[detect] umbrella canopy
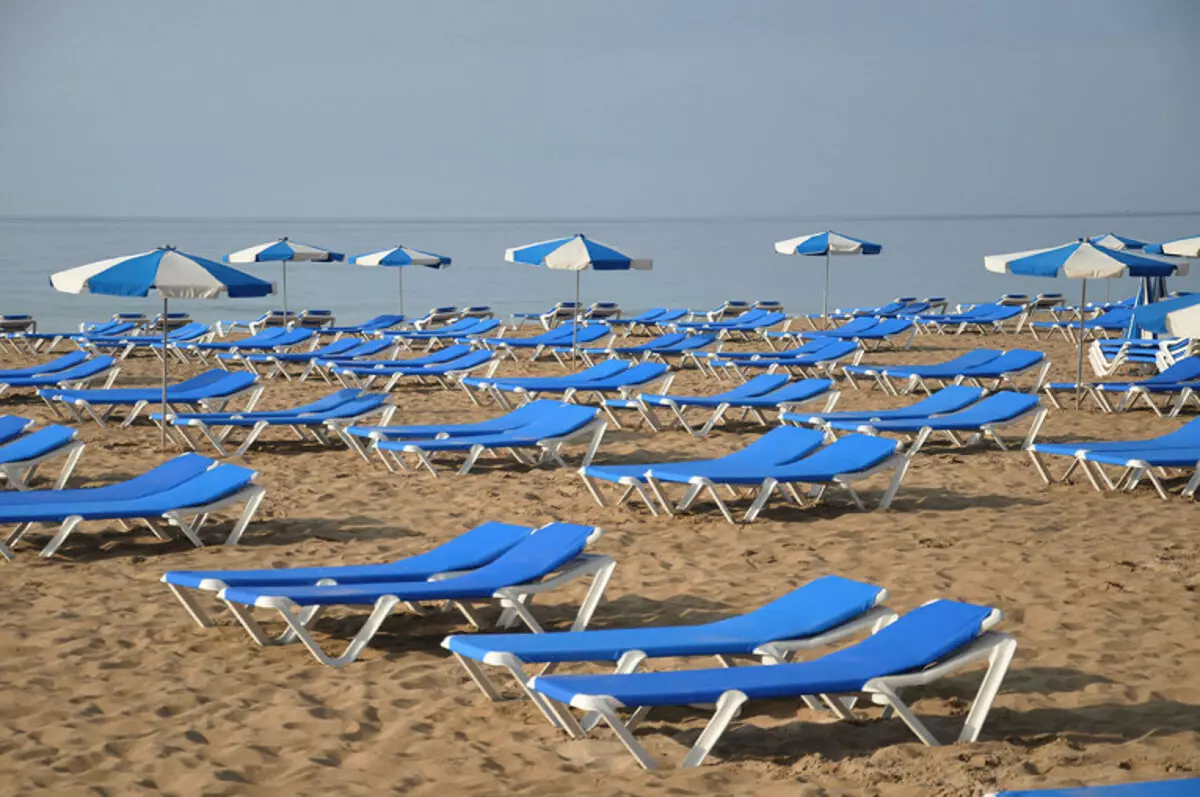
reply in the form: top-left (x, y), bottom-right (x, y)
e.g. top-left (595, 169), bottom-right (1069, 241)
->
top-left (984, 239), bottom-right (1185, 408)
top-left (1132, 293), bottom-right (1200, 338)
top-left (226, 237), bottom-right (344, 316)
top-left (773, 230), bottom-right (882, 326)
top-left (506, 234), bottom-right (652, 271)
top-left (349, 246), bottom-right (452, 314)
top-left (1087, 233), bottom-right (1148, 251)
top-left (1147, 235), bottom-right (1200, 258)
top-left (50, 246), bottom-right (274, 447)
top-left (505, 234), bottom-right (651, 357)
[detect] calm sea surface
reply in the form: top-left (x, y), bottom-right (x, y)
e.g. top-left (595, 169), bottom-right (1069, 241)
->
top-left (3, 214), bottom-right (1199, 330)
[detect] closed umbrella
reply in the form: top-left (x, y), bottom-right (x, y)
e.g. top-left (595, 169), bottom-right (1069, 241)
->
top-left (773, 231), bottom-right (882, 327)
top-left (505, 234), bottom-right (651, 359)
top-left (50, 246), bottom-right (274, 447)
top-left (984, 239), bottom-right (1184, 408)
top-left (226, 237), bottom-right (343, 318)
top-left (349, 246), bottom-right (451, 315)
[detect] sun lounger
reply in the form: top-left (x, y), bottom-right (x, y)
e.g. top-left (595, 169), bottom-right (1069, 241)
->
top-left (478, 362), bottom-right (673, 409)
top-left (0, 321), bottom-right (131, 356)
top-left (642, 432), bottom-right (911, 523)
top-left (0, 453), bottom-right (265, 559)
top-left (333, 349), bottom-right (499, 391)
top-left (580, 426), bottom-right (828, 515)
top-left (1027, 418), bottom-right (1200, 499)
top-left (0, 352), bottom-right (88, 380)
top-left (214, 310), bottom-right (295, 337)
top-left (886, 349), bottom-right (1049, 395)
top-left (322, 314), bottom-right (407, 338)
top-left (513, 302), bottom-right (581, 329)
top-left (481, 324), bottom-right (613, 361)
top-left (445, 575), bottom-right (894, 720)
top-left (607, 308), bottom-right (689, 336)
top-left (163, 520), bottom-right (535, 626)
top-left (1029, 307), bottom-right (1133, 342)
top-left (826, 391), bottom-right (1046, 455)
top-left (986, 779), bottom-right (1200, 797)
top-left (159, 390), bottom-right (393, 456)
top-left (768, 316), bottom-right (881, 346)
top-left (781, 317), bottom-right (913, 349)
top-left (374, 402), bottom-right (607, 475)
top-left (187, 326), bottom-right (289, 356)
top-left (0, 314), bottom-right (36, 334)
top-left (526, 598), bottom-right (1014, 768)
top-left (845, 349), bottom-right (1003, 393)
top-left (911, 304), bottom-right (1024, 334)
top-left (410, 306), bottom-right (460, 330)
top-left (688, 300), bottom-right (750, 322)
top-left (302, 338), bottom-right (398, 381)
top-left (146, 311), bottom-right (193, 332)
top-left (672, 308), bottom-right (768, 332)
top-left (583, 302), bottom-right (621, 321)
top-left (0, 425), bottom-right (86, 490)
top-left (401, 318), bottom-right (502, 350)
top-left (0, 356), bottom-right (119, 398)
top-left (40, 370), bottom-right (262, 427)
top-left (708, 339), bottom-right (862, 380)
top-left (1043, 356), bottom-right (1200, 415)
top-left (218, 336), bottom-right (367, 379)
top-left (568, 332), bottom-right (687, 366)
top-left (297, 309), bottom-right (335, 329)
top-left (784, 385), bottom-right (986, 429)
top-left (0, 416), bottom-right (34, 446)
top-left (207, 522), bottom-right (614, 667)
top-left (610, 375), bottom-right (838, 436)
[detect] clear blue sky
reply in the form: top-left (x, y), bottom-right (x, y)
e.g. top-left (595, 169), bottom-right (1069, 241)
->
top-left (2, 0), bottom-right (1197, 220)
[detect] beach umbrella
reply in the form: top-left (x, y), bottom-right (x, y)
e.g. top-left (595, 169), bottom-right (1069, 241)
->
top-left (1087, 233), bottom-right (1148, 250)
top-left (984, 239), bottom-right (1184, 408)
top-left (348, 246), bottom-right (451, 315)
top-left (226, 237), bottom-right (343, 317)
top-left (505, 234), bottom-right (652, 358)
top-left (50, 246), bottom-right (274, 447)
top-left (1147, 235), bottom-right (1200, 258)
top-left (1132, 292), bottom-right (1200, 338)
top-left (773, 231), bottom-right (882, 327)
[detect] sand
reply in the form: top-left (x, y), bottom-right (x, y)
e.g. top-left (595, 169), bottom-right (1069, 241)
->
top-left (0, 326), bottom-right (1197, 797)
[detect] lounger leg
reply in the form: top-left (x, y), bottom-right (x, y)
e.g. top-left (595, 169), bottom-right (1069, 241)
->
top-left (1027, 449), bottom-right (1055, 485)
top-left (166, 583), bottom-right (216, 628)
top-left (223, 486), bottom-right (266, 545)
top-left (568, 557), bottom-right (616, 631)
top-left (38, 515), bottom-right (84, 558)
top-left (578, 651), bottom-right (649, 731)
top-left (591, 703), bottom-right (662, 770)
top-left (681, 690), bottom-right (749, 768)
top-left (957, 635), bottom-right (1018, 743)
top-left (278, 595), bottom-right (403, 667)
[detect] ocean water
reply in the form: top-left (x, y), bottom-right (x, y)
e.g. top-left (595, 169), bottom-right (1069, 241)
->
top-left (3, 214), bottom-right (1199, 331)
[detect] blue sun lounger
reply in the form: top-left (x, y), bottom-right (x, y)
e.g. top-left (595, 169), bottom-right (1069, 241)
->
top-left (444, 575), bottom-right (894, 719)
top-left (1029, 307), bottom-right (1134, 343)
top-left (407, 317), bottom-right (501, 349)
top-left (569, 332), bottom-right (686, 364)
top-left (322, 313), bottom-right (407, 338)
top-left (767, 316), bottom-right (881, 347)
top-left (580, 426), bottom-right (828, 514)
top-left (163, 520), bottom-right (535, 626)
top-left (643, 433), bottom-right (910, 524)
top-left (827, 391), bottom-right (1046, 456)
top-left (2, 321), bottom-right (133, 356)
top-left (891, 350), bottom-right (1049, 395)
top-left (0, 452), bottom-right (265, 559)
top-left (80, 322), bottom-right (212, 359)
top-left (783, 385), bottom-right (986, 429)
top-left (374, 403), bottom-right (607, 475)
top-left (671, 308), bottom-right (769, 333)
top-left (910, 303), bottom-right (1024, 334)
top-left (0, 415), bottom-right (34, 445)
top-left (460, 359), bottom-right (626, 398)
top-left (0, 314), bottom-right (36, 333)
top-left (708, 339), bottom-right (861, 380)
top-left (160, 390), bottom-right (394, 456)
top-left (0, 356), bottom-right (119, 398)
top-left (0, 424), bottom-right (86, 490)
top-left (513, 302), bottom-right (582, 329)
top-left (526, 598), bottom-right (1015, 769)
top-left (333, 349), bottom-right (499, 391)
top-left (188, 328), bottom-right (314, 363)
top-left (607, 308), bottom-right (689, 336)
top-left (301, 338), bottom-right (403, 381)
top-left (0, 351), bottom-right (88, 379)
top-left (609, 375), bottom-right (839, 436)
top-left (40, 370), bottom-right (262, 427)
top-left (207, 522), bottom-right (614, 667)
top-left (217, 336), bottom-right (368, 379)
top-left (986, 779), bottom-right (1200, 797)
top-left (844, 349), bottom-right (1004, 393)
top-left (1043, 356), bottom-right (1200, 415)
top-left (483, 324), bottom-right (614, 361)
top-left (482, 362), bottom-right (673, 409)
top-left (389, 317), bottom-right (495, 344)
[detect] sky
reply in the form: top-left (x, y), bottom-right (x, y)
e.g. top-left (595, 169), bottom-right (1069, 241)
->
top-left (1, 0), bottom-right (1198, 220)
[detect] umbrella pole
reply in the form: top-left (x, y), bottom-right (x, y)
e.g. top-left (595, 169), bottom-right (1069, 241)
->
top-left (397, 267), bottom-right (405, 316)
top-left (161, 297), bottom-right (169, 450)
top-left (281, 263), bottom-right (289, 322)
top-left (573, 270), bottom-right (580, 364)
top-left (823, 251), bottom-right (831, 328)
top-left (1075, 279), bottom-right (1087, 410)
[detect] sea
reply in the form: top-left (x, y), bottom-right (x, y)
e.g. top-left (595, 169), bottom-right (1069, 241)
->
top-left (3, 213), bottom-right (1199, 331)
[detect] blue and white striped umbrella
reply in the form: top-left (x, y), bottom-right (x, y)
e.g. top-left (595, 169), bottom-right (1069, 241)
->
top-left (1087, 233), bottom-right (1148, 251)
top-left (1132, 293), bottom-right (1200, 338)
top-left (985, 239), bottom-right (1185, 407)
top-left (50, 246), bottom-right (274, 446)
top-left (227, 237), bottom-right (345, 316)
top-left (773, 230), bottom-right (882, 324)
top-left (1146, 235), bottom-right (1200, 258)
top-left (505, 234), bottom-right (651, 357)
top-left (349, 246), bottom-right (452, 314)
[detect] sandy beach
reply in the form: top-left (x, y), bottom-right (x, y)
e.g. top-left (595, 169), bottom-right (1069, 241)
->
top-left (0, 329), bottom-right (1197, 797)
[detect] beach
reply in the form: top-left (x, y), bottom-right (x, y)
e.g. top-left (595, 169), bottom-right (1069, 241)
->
top-left (0, 328), bottom-right (1197, 797)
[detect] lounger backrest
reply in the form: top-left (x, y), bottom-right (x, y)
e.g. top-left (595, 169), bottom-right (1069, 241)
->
top-left (121, 463), bottom-right (257, 512)
top-left (907, 385), bottom-right (987, 415)
top-left (172, 370), bottom-right (236, 392)
top-left (39, 352), bottom-right (89, 373)
top-left (965, 349), bottom-right (1043, 374)
top-left (593, 362), bottom-right (668, 387)
top-left (42, 356), bottom-right (116, 382)
top-left (1, 452), bottom-right (217, 506)
top-left (311, 339), bottom-right (362, 357)
top-left (1143, 417), bottom-right (1200, 447)
top-left (936, 391), bottom-right (1040, 423)
top-left (773, 433), bottom-right (899, 475)
top-left (641, 332), bottom-right (688, 350)
top-left (717, 426), bottom-right (827, 466)
top-left (271, 329), bottom-right (314, 346)
top-left (1148, 356), bottom-right (1200, 385)
top-left (703, 575), bottom-right (886, 642)
top-left (631, 308), bottom-right (666, 322)
top-left (671, 334), bottom-right (717, 351)
top-left (570, 325), bottom-right (613, 344)
top-left (459, 319), bottom-right (500, 336)
top-left (435, 350), bottom-right (494, 370)
top-left (0, 425), bottom-right (76, 463)
top-left (830, 317), bottom-right (880, 335)
top-left (938, 349), bottom-right (1005, 370)
top-left (866, 318), bottom-right (914, 336)
top-left (757, 378), bottom-right (833, 403)
top-left (570, 360), bottom-right (635, 381)
top-left (724, 374), bottom-right (791, 399)
top-left (807, 599), bottom-right (996, 676)
top-left (239, 328), bottom-right (290, 345)
top-left (803, 340), bottom-right (859, 360)
top-left (517, 404), bottom-right (600, 437)
top-left (320, 394), bottom-right (389, 418)
top-left (0, 415), bottom-right (33, 445)
top-left (384, 522), bottom-right (533, 574)
top-left (291, 389), bottom-right (365, 414)
top-left (343, 340), bottom-right (394, 358)
top-left (432, 522), bottom-right (598, 591)
top-left (175, 371), bottom-right (258, 399)
top-left (872, 301), bottom-right (906, 315)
